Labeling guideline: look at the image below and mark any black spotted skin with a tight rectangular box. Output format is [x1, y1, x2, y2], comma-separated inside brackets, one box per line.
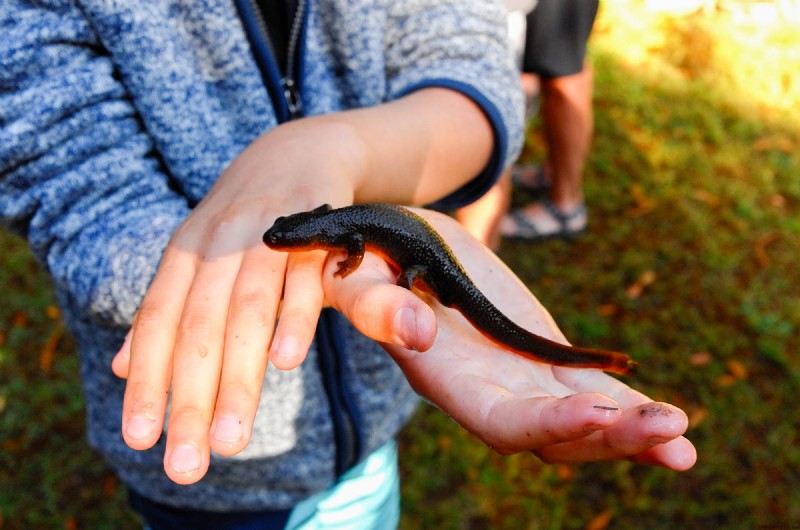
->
[264, 203, 637, 374]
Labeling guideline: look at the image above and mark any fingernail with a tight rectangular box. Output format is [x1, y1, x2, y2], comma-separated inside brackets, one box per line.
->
[169, 443, 201, 474]
[271, 336, 299, 362]
[647, 435, 674, 446]
[393, 307, 420, 350]
[125, 415, 155, 441]
[213, 415, 243, 444]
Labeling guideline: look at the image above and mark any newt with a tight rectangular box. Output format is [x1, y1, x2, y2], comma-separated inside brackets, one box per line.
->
[263, 203, 637, 375]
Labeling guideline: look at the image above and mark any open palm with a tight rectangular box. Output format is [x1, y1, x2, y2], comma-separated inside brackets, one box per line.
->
[323, 209, 696, 470]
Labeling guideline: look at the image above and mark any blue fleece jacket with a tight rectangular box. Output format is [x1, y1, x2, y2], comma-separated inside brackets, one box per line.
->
[0, 0, 523, 511]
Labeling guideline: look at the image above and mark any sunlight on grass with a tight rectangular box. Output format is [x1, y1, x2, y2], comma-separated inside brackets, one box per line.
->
[402, 3, 799, 529]
[598, 0, 800, 120]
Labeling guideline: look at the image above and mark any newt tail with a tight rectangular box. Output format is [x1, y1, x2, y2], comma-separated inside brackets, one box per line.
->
[264, 204, 637, 375]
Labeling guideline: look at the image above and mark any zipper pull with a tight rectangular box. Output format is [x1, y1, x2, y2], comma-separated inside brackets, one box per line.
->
[282, 77, 302, 119]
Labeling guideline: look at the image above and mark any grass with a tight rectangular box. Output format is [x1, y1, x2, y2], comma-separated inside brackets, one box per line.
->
[2, 2, 799, 528]
[400, 3, 800, 529]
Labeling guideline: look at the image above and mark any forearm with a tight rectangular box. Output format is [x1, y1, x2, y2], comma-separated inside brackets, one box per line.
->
[0, 3, 190, 328]
[254, 88, 495, 208]
[324, 88, 494, 206]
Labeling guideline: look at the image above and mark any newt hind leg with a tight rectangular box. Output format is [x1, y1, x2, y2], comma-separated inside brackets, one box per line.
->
[399, 265, 441, 302]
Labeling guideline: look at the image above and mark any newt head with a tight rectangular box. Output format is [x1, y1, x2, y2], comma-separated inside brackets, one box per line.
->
[263, 204, 338, 250]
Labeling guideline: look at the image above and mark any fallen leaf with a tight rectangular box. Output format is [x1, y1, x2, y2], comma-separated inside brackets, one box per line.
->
[39, 324, 64, 374]
[556, 464, 574, 481]
[12, 310, 27, 328]
[769, 194, 786, 209]
[715, 374, 738, 388]
[626, 270, 657, 299]
[693, 189, 721, 207]
[103, 475, 119, 499]
[586, 508, 614, 530]
[727, 359, 749, 380]
[752, 134, 795, 152]
[754, 233, 780, 268]
[2, 434, 23, 451]
[46, 305, 60, 319]
[688, 406, 709, 429]
[597, 304, 618, 316]
[628, 184, 656, 217]
[689, 351, 713, 367]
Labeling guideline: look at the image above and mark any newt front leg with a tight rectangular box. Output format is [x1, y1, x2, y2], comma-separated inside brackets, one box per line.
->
[332, 233, 366, 278]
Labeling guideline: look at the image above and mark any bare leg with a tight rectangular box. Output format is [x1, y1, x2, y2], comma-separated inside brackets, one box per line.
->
[542, 63, 594, 211]
[454, 72, 539, 250]
[500, 62, 593, 239]
[453, 169, 511, 251]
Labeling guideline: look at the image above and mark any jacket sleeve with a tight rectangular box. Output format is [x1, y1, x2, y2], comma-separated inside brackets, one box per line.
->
[0, 2, 189, 328]
[384, 0, 525, 208]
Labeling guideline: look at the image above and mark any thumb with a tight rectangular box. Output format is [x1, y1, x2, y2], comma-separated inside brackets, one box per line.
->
[322, 251, 437, 352]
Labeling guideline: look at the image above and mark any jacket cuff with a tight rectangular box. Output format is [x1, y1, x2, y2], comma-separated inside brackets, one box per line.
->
[397, 79, 516, 210]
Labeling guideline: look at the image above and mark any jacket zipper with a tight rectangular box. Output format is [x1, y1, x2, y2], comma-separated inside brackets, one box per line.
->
[234, 0, 363, 474]
[281, 0, 305, 119]
[236, 0, 305, 122]
[316, 310, 364, 475]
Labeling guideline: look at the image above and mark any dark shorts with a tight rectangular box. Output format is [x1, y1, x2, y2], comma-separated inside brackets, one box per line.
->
[522, 0, 600, 78]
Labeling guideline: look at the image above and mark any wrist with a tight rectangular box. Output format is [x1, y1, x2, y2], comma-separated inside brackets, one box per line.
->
[281, 116, 374, 205]
[244, 117, 367, 210]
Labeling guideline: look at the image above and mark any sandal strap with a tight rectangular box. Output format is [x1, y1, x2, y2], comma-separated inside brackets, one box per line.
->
[541, 198, 586, 228]
[502, 199, 588, 242]
[508, 209, 542, 239]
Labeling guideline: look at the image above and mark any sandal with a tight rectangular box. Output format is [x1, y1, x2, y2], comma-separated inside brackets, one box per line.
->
[510, 164, 550, 194]
[500, 198, 587, 242]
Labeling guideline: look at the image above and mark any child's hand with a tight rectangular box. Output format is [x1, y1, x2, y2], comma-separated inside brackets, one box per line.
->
[112, 120, 356, 485]
[323, 209, 697, 470]
[110, 88, 496, 485]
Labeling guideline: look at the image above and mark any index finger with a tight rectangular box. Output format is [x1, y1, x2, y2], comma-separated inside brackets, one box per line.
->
[550, 366, 697, 469]
[322, 250, 438, 353]
[533, 401, 695, 470]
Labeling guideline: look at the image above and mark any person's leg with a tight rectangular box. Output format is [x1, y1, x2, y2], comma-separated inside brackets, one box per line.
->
[500, 0, 598, 241]
[128, 441, 400, 530]
[542, 62, 594, 212]
[499, 63, 592, 241]
[453, 169, 511, 251]
[286, 440, 400, 530]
